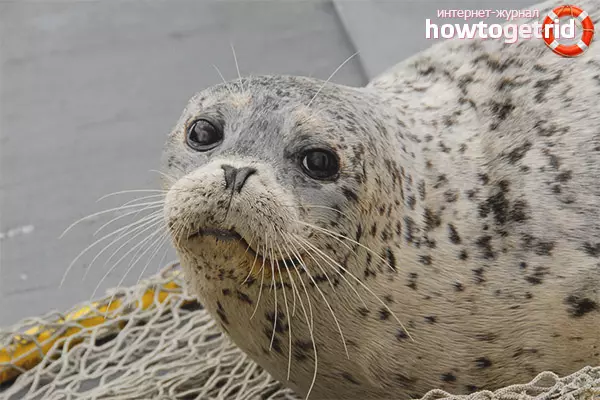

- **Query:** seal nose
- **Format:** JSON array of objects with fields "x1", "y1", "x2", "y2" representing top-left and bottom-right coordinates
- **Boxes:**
[{"x1": 221, "y1": 165, "x2": 257, "y2": 193}]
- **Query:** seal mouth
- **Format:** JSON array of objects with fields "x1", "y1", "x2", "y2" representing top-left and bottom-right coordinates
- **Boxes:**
[{"x1": 188, "y1": 228, "x2": 302, "y2": 269}]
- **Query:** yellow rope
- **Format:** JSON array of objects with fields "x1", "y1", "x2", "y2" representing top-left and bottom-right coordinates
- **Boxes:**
[{"x1": 0, "y1": 265, "x2": 187, "y2": 385}]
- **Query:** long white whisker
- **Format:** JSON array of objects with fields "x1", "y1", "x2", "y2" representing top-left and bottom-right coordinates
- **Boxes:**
[
  {"x1": 60, "y1": 210, "x2": 162, "y2": 287},
  {"x1": 104, "y1": 228, "x2": 168, "y2": 310},
  {"x1": 250, "y1": 235, "x2": 268, "y2": 320},
  {"x1": 60, "y1": 201, "x2": 163, "y2": 239},
  {"x1": 92, "y1": 220, "x2": 166, "y2": 301},
  {"x1": 283, "y1": 233, "x2": 348, "y2": 359},
  {"x1": 93, "y1": 212, "x2": 164, "y2": 277},
  {"x1": 307, "y1": 51, "x2": 359, "y2": 108},
  {"x1": 297, "y1": 220, "x2": 395, "y2": 272},
  {"x1": 212, "y1": 64, "x2": 234, "y2": 95},
  {"x1": 293, "y1": 233, "x2": 413, "y2": 341},
  {"x1": 230, "y1": 42, "x2": 244, "y2": 93},
  {"x1": 268, "y1": 242, "x2": 278, "y2": 352},
  {"x1": 82, "y1": 210, "x2": 164, "y2": 281},
  {"x1": 149, "y1": 169, "x2": 177, "y2": 183},
  {"x1": 93, "y1": 202, "x2": 163, "y2": 236},
  {"x1": 96, "y1": 189, "x2": 167, "y2": 202},
  {"x1": 274, "y1": 242, "x2": 293, "y2": 381},
  {"x1": 273, "y1": 232, "x2": 318, "y2": 400}
]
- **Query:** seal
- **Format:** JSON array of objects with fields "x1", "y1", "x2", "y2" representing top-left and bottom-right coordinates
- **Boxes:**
[{"x1": 161, "y1": 0, "x2": 600, "y2": 398}]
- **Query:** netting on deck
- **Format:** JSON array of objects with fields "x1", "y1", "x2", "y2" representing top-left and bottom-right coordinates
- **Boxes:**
[{"x1": 1, "y1": 262, "x2": 598, "y2": 400}]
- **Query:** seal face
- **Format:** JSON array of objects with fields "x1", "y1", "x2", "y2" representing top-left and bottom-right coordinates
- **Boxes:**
[{"x1": 162, "y1": 1, "x2": 600, "y2": 398}]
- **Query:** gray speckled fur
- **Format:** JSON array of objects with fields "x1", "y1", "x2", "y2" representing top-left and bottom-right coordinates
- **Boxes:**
[{"x1": 162, "y1": 0, "x2": 600, "y2": 398}]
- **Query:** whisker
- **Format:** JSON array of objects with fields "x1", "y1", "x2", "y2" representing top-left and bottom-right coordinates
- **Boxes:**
[
  {"x1": 283, "y1": 233, "x2": 349, "y2": 359},
  {"x1": 274, "y1": 241, "x2": 293, "y2": 381},
  {"x1": 277, "y1": 237, "x2": 314, "y2": 331},
  {"x1": 306, "y1": 51, "x2": 359, "y2": 108},
  {"x1": 60, "y1": 210, "x2": 163, "y2": 287},
  {"x1": 296, "y1": 220, "x2": 396, "y2": 273},
  {"x1": 212, "y1": 64, "x2": 234, "y2": 95},
  {"x1": 91, "y1": 221, "x2": 167, "y2": 301},
  {"x1": 268, "y1": 243, "x2": 278, "y2": 352},
  {"x1": 290, "y1": 234, "x2": 365, "y2": 308},
  {"x1": 241, "y1": 232, "x2": 261, "y2": 286},
  {"x1": 93, "y1": 202, "x2": 163, "y2": 236},
  {"x1": 273, "y1": 230, "x2": 318, "y2": 400},
  {"x1": 149, "y1": 169, "x2": 177, "y2": 183},
  {"x1": 96, "y1": 213, "x2": 165, "y2": 276},
  {"x1": 230, "y1": 42, "x2": 244, "y2": 94},
  {"x1": 293, "y1": 233, "x2": 414, "y2": 341},
  {"x1": 285, "y1": 204, "x2": 356, "y2": 222},
  {"x1": 96, "y1": 189, "x2": 167, "y2": 202},
  {"x1": 60, "y1": 201, "x2": 163, "y2": 239},
  {"x1": 250, "y1": 235, "x2": 268, "y2": 320},
  {"x1": 82, "y1": 210, "x2": 164, "y2": 281}
]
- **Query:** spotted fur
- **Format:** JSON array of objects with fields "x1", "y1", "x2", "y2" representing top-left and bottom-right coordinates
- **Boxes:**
[{"x1": 161, "y1": 0, "x2": 600, "y2": 398}]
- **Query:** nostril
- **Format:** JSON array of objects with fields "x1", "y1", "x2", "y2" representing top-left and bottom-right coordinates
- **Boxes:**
[
  {"x1": 233, "y1": 167, "x2": 257, "y2": 193},
  {"x1": 221, "y1": 164, "x2": 237, "y2": 190},
  {"x1": 221, "y1": 165, "x2": 257, "y2": 193}
]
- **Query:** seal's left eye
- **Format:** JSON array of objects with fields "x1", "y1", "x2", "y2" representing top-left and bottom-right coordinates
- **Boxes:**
[
  {"x1": 301, "y1": 149, "x2": 340, "y2": 180},
  {"x1": 186, "y1": 119, "x2": 223, "y2": 151}
]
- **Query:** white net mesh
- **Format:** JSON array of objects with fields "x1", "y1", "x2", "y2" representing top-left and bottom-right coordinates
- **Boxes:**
[{"x1": 1, "y1": 263, "x2": 598, "y2": 400}]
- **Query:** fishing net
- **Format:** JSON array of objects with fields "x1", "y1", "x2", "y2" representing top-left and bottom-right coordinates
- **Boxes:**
[{"x1": 0, "y1": 262, "x2": 598, "y2": 400}]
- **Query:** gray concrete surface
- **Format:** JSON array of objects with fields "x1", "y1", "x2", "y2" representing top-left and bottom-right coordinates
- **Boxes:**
[
  {"x1": 0, "y1": 0, "x2": 365, "y2": 326},
  {"x1": 333, "y1": 0, "x2": 537, "y2": 79},
  {"x1": 0, "y1": 0, "x2": 542, "y2": 326}
]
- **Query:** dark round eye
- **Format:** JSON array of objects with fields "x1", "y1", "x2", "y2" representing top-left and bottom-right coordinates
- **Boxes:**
[
  {"x1": 186, "y1": 119, "x2": 223, "y2": 151},
  {"x1": 301, "y1": 149, "x2": 340, "y2": 180}
]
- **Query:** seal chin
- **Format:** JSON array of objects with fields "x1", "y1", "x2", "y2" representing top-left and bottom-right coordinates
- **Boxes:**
[{"x1": 188, "y1": 227, "x2": 302, "y2": 269}]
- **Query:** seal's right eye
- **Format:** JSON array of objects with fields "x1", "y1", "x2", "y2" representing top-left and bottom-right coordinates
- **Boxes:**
[{"x1": 186, "y1": 119, "x2": 223, "y2": 151}]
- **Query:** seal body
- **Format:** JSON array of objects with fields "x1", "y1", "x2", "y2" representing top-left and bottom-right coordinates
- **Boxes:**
[{"x1": 162, "y1": 0, "x2": 600, "y2": 398}]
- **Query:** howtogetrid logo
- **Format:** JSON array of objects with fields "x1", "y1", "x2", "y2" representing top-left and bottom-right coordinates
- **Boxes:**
[{"x1": 543, "y1": 4, "x2": 594, "y2": 57}]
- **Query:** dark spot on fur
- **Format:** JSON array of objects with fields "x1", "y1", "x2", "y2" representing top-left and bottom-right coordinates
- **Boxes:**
[
  {"x1": 475, "y1": 357, "x2": 492, "y2": 368},
  {"x1": 222, "y1": 288, "x2": 231, "y2": 296},
  {"x1": 396, "y1": 329, "x2": 409, "y2": 340},
  {"x1": 236, "y1": 290, "x2": 253, "y2": 305},
  {"x1": 434, "y1": 174, "x2": 448, "y2": 189},
  {"x1": 454, "y1": 282, "x2": 464, "y2": 292},
  {"x1": 407, "y1": 272, "x2": 418, "y2": 290},
  {"x1": 565, "y1": 295, "x2": 598, "y2": 317},
  {"x1": 583, "y1": 242, "x2": 600, "y2": 257},
  {"x1": 385, "y1": 248, "x2": 397, "y2": 272},
  {"x1": 358, "y1": 307, "x2": 370, "y2": 317},
  {"x1": 216, "y1": 301, "x2": 229, "y2": 325},
  {"x1": 475, "y1": 236, "x2": 495, "y2": 259},
  {"x1": 473, "y1": 267, "x2": 485, "y2": 284},
  {"x1": 418, "y1": 180, "x2": 427, "y2": 200},
  {"x1": 441, "y1": 373, "x2": 456, "y2": 382},
  {"x1": 424, "y1": 316, "x2": 437, "y2": 323},
  {"x1": 424, "y1": 208, "x2": 442, "y2": 231},
  {"x1": 535, "y1": 241, "x2": 555, "y2": 256},
  {"x1": 406, "y1": 195, "x2": 416, "y2": 210},
  {"x1": 370, "y1": 223, "x2": 377, "y2": 237},
  {"x1": 419, "y1": 255, "x2": 432, "y2": 266},
  {"x1": 341, "y1": 372, "x2": 360, "y2": 385},
  {"x1": 293, "y1": 340, "x2": 312, "y2": 361},
  {"x1": 478, "y1": 173, "x2": 489, "y2": 185},
  {"x1": 459, "y1": 249, "x2": 469, "y2": 260},
  {"x1": 525, "y1": 276, "x2": 543, "y2": 285},
  {"x1": 379, "y1": 308, "x2": 391, "y2": 320},
  {"x1": 466, "y1": 385, "x2": 479, "y2": 393},
  {"x1": 342, "y1": 188, "x2": 359, "y2": 203},
  {"x1": 404, "y1": 216, "x2": 417, "y2": 244},
  {"x1": 475, "y1": 333, "x2": 497, "y2": 342},
  {"x1": 448, "y1": 224, "x2": 461, "y2": 244}
]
